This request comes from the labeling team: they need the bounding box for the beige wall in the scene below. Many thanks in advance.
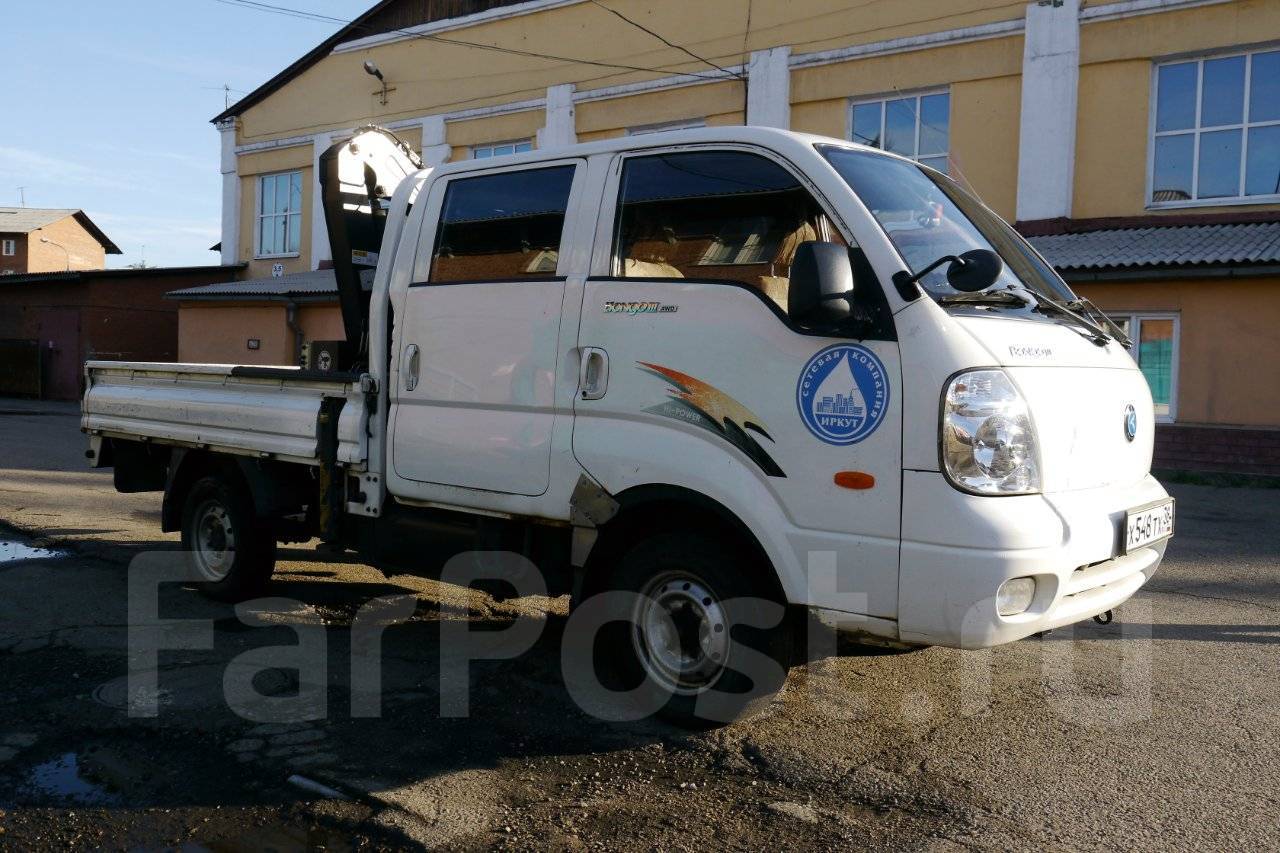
[25,217,107,272]
[177,301,343,365]
[1077,276,1280,428]
[236,146,314,279]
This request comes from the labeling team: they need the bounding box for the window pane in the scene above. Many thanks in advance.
[1138,319,1174,416]
[1197,128,1242,198]
[614,151,830,309]
[290,173,303,212]
[259,175,275,216]
[1246,125,1280,196]
[514,141,533,153]
[918,93,949,156]
[429,165,575,282]
[884,98,917,156]
[1156,62,1197,132]
[1250,51,1280,122]
[1200,55,1245,127]
[287,214,301,254]
[493,144,514,157]
[919,155,948,173]
[473,147,492,159]
[276,174,290,213]
[851,102,882,147]
[273,216,286,256]
[1152,134,1194,201]
[260,217,273,255]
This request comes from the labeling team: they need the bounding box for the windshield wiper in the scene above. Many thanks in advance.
[1026,292,1112,346]
[936,289,1032,307]
[1066,298,1133,348]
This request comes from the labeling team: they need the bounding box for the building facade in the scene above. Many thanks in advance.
[0,208,121,274]
[210,0,1280,475]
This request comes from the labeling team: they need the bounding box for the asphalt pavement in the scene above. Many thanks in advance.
[0,397,1276,850]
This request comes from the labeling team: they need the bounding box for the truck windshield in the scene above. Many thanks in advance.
[819,145,1076,304]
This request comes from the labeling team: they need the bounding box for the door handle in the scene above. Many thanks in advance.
[578,347,609,400]
[402,343,420,392]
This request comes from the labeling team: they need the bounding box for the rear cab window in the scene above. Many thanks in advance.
[427,165,576,283]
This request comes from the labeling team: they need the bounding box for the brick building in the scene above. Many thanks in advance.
[0,208,120,274]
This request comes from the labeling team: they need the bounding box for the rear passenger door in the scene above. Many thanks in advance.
[388,160,584,496]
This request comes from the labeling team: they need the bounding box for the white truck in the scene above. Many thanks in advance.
[84,126,1173,724]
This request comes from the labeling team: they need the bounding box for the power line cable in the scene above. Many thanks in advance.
[210,0,735,83]
[587,0,743,81]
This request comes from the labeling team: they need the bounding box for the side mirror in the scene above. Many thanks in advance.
[789,241,855,325]
[947,248,1003,292]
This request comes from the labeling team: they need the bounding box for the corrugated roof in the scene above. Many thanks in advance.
[0,207,122,254]
[1030,221,1280,271]
[167,269,338,300]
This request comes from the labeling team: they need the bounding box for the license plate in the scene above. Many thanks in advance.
[1124,499,1175,553]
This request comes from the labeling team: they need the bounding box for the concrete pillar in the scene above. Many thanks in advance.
[746,46,791,129]
[217,118,240,267]
[311,132,334,270]
[1015,0,1080,222]
[537,84,577,151]
[420,115,451,167]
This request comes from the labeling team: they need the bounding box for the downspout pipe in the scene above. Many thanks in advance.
[285,300,305,366]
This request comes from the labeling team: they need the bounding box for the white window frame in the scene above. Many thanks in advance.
[1108,312,1180,423]
[626,118,706,136]
[1,239,14,256]
[846,88,950,171]
[1147,45,1280,209]
[469,139,534,159]
[255,170,303,259]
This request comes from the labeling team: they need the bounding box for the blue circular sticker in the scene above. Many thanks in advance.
[796,344,890,445]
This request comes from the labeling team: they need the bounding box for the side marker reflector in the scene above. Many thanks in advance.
[834,471,875,490]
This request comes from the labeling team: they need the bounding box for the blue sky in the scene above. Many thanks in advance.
[1,1,373,268]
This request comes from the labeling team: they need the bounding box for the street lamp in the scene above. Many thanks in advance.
[39,236,70,272]
[363,60,393,106]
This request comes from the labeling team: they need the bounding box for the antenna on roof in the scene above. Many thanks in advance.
[16,187,26,207]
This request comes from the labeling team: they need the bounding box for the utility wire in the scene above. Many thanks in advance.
[210,0,735,83]
[587,0,743,81]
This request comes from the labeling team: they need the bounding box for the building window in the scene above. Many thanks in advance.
[626,119,706,136]
[470,140,533,159]
[849,90,950,173]
[1109,313,1180,421]
[1150,48,1280,206]
[1,239,14,256]
[428,165,576,283]
[257,171,302,257]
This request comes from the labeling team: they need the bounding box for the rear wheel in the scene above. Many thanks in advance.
[180,475,276,601]
[591,532,792,727]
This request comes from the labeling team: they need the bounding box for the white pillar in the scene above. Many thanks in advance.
[1015,0,1080,222]
[537,84,577,151]
[746,46,791,129]
[311,132,335,270]
[420,115,451,167]
[217,118,240,267]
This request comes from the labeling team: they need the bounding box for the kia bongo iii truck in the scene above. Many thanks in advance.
[83,126,1173,724]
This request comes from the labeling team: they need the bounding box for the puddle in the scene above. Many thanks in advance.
[0,540,66,563]
[24,752,121,806]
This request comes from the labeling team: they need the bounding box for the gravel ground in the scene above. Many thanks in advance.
[0,398,1276,850]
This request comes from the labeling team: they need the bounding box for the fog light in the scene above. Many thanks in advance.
[996,576,1036,616]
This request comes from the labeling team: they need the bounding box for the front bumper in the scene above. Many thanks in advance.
[897,471,1170,648]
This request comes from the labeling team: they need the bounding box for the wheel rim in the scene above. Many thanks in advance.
[631,571,729,696]
[191,499,236,582]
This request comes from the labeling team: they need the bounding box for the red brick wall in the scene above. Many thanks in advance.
[1154,424,1280,478]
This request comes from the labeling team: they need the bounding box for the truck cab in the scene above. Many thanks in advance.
[85,126,1172,725]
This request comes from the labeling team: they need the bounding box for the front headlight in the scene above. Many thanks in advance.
[941,369,1041,495]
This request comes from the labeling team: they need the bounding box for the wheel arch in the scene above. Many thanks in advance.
[161,450,313,533]
[582,483,787,604]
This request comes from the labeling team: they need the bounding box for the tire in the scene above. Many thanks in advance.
[180,474,277,602]
[590,532,793,727]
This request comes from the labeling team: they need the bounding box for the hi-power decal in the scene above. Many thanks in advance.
[604,301,679,315]
[796,344,889,445]
[638,362,785,478]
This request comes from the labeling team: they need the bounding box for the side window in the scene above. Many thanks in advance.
[428,165,575,283]
[613,151,845,309]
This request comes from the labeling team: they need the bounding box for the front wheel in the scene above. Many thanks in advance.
[180,475,276,602]
[591,532,793,727]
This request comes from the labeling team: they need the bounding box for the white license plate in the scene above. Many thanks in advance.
[1124,499,1175,553]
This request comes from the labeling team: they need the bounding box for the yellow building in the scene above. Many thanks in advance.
[198,0,1280,476]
